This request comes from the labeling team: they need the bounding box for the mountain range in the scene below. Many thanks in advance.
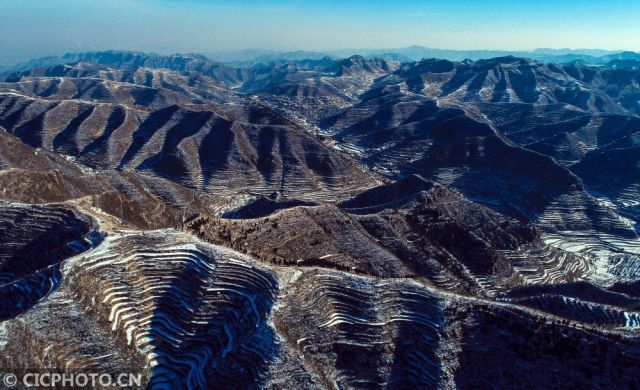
[206,45,640,67]
[0,49,639,389]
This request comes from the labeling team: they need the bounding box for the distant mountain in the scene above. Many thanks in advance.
[341,46,639,64]
[205,48,281,63]
[3,50,250,87]
[211,46,640,66]
[531,48,621,56]
[329,55,399,76]
[366,52,413,63]
[5,48,640,76]
[208,49,336,67]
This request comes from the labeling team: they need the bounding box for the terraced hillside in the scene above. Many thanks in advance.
[186,176,594,297]
[0,77,375,201]
[1,50,639,389]
[0,203,99,321]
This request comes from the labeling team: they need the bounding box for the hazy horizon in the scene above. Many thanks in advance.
[1,0,639,65]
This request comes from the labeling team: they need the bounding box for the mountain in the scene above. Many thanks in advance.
[6,47,638,74]
[329,55,399,76]
[206,49,334,66]
[0,62,375,202]
[1,50,639,389]
[198,46,638,66]
[3,50,250,88]
[333,46,640,65]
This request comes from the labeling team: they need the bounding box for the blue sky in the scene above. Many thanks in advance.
[1,0,639,64]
